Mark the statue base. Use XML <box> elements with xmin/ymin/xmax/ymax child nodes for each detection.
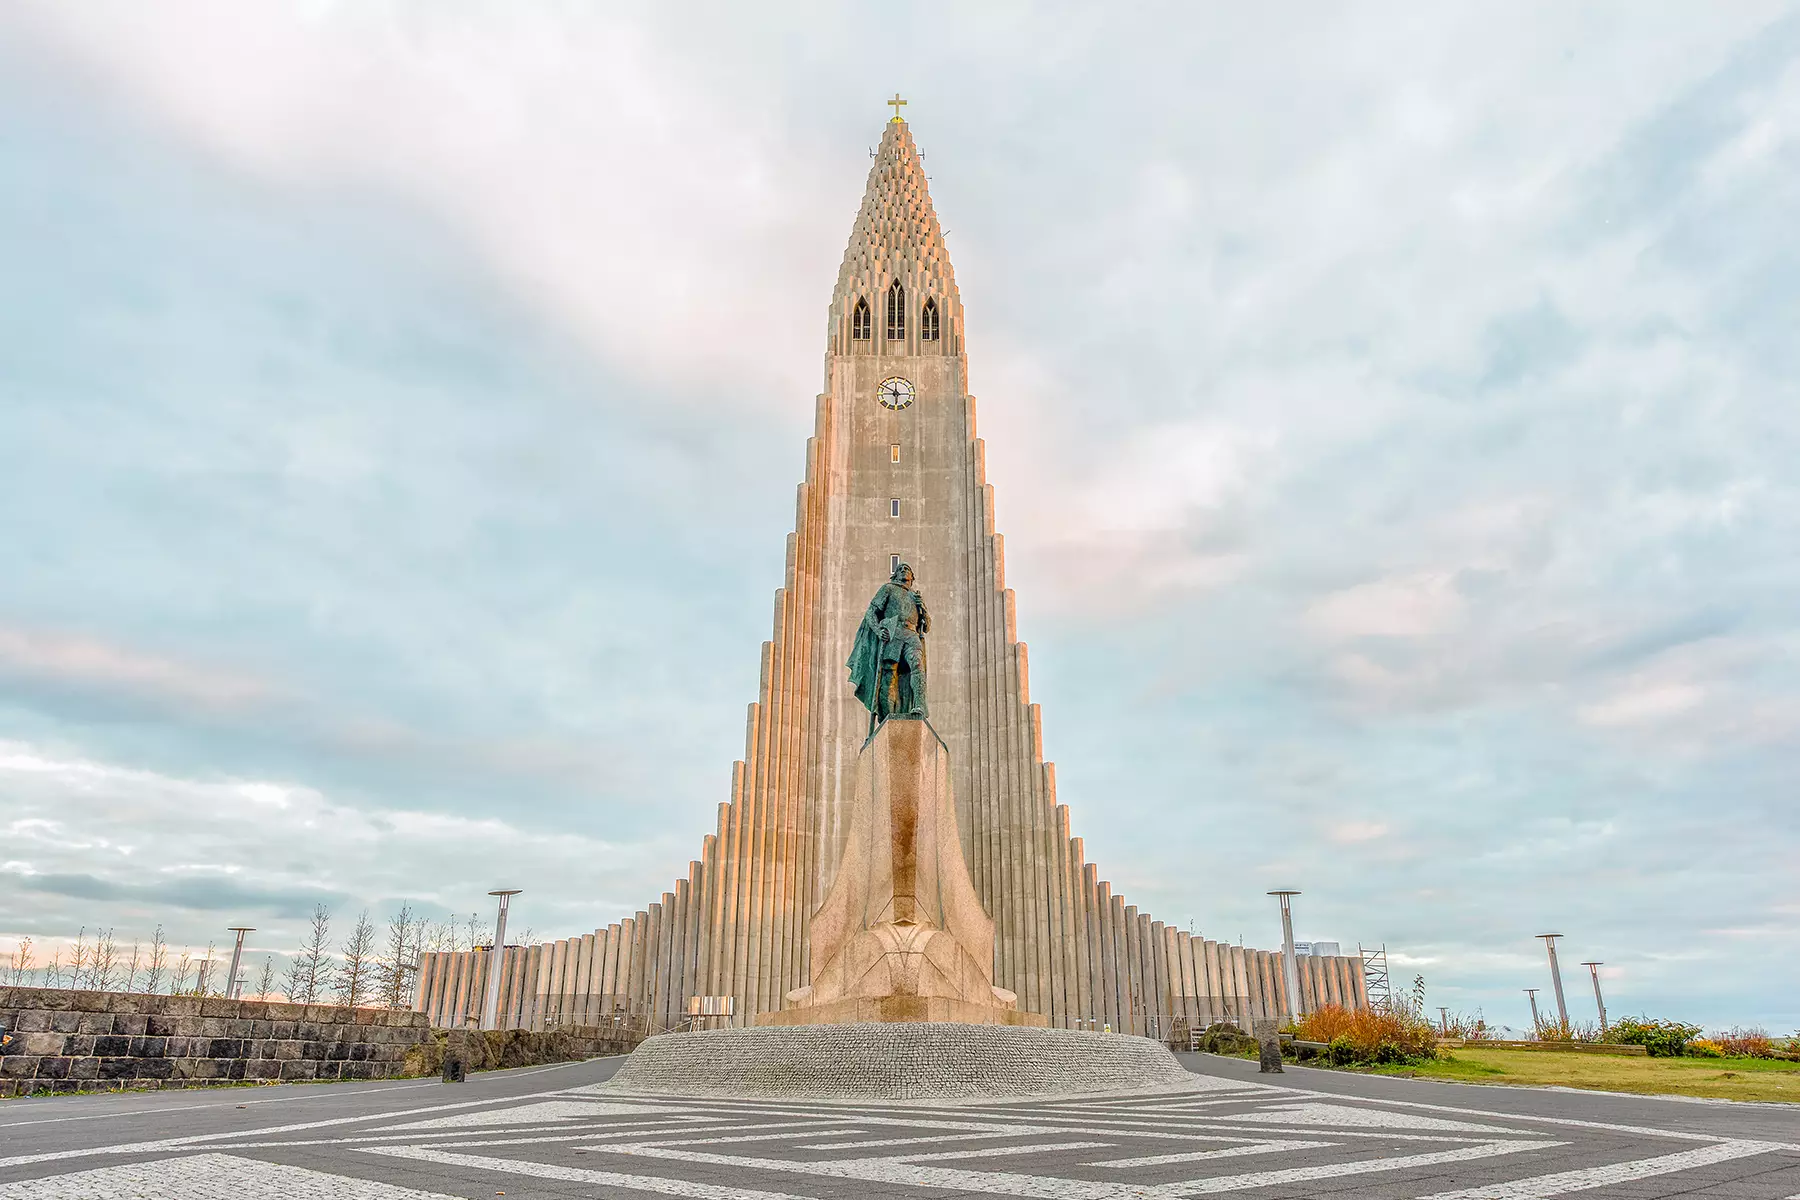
<box><xmin>772</xmin><ymin>718</ymin><xmax>1044</xmax><ymax>1026</ymax></box>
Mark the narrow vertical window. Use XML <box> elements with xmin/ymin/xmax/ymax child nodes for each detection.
<box><xmin>921</xmin><ymin>298</ymin><xmax>940</xmax><ymax>342</ymax></box>
<box><xmin>886</xmin><ymin>280</ymin><xmax>905</xmax><ymax>340</ymax></box>
<box><xmin>891</xmin><ymin>553</ymin><xmax>901</xmax><ymax>575</ymax></box>
<box><xmin>851</xmin><ymin>297</ymin><xmax>870</xmax><ymax>340</ymax></box>
<box><xmin>890</xmin><ymin>443</ymin><xmax>900</xmax><ymax>463</ymax></box>
<box><xmin>890</xmin><ymin>498</ymin><xmax>901</xmax><ymax>518</ymax></box>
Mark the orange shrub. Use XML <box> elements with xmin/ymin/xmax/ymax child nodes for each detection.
<box><xmin>1296</xmin><ymin>1004</ymin><xmax>1358</xmax><ymax>1044</ymax></box>
<box><xmin>1711</xmin><ymin>1027</ymin><xmax>1774</xmax><ymax>1058</ymax></box>
<box><xmin>1295</xmin><ymin>1004</ymin><xmax>1438</xmax><ymax>1061</ymax></box>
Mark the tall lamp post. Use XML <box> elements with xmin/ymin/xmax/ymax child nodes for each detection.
<box><xmin>1580</xmin><ymin>961</ymin><xmax>1608</xmax><ymax>1036</ymax></box>
<box><xmin>1267</xmin><ymin>891</ymin><xmax>1302</xmax><ymax>1020</ymax></box>
<box><xmin>1536</xmin><ymin>933</ymin><xmax>1570</xmax><ymax>1032</ymax></box>
<box><xmin>480</xmin><ymin>890</ymin><xmax>521</xmax><ymax>1031</ymax></box>
<box><xmin>1524</xmin><ymin>988</ymin><xmax>1542</xmax><ymax>1036</ymax></box>
<box><xmin>224</xmin><ymin>927</ymin><xmax>255</xmax><ymax>1000</ymax></box>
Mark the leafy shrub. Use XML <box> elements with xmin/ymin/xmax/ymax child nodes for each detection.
<box><xmin>1687</xmin><ymin>1038</ymin><xmax>1725</xmax><ymax>1058</ymax></box>
<box><xmin>1711</xmin><ymin>1027</ymin><xmax>1774</xmax><ymax>1059</ymax></box>
<box><xmin>1295</xmin><ymin>1004</ymin><xmax>1438</xmax><ymax>1065</ymax></box>
<box><xmin>1195</xmin><ymin>1022</ymin><xmax>1259</xmax><ymax>1057</ymax></box>
<box><xmin>1606</xmin><ymin>1016</ymin><xmax>1701</xmax><ymax>1057</ymax></box>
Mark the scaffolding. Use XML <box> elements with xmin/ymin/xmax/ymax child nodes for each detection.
<box><xmin>1359</xmin><ymin>943</ymin><xmax>1393</xmax><ymax>1013</ymax></box>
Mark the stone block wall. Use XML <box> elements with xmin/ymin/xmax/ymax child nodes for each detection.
<box><xmin>403</xmin><ymin>1025</ymin><xmax>640</xmax><ymax>1078</ymax></box>
<box><xmin>0</xmin><ymin>986</ymin><xmax>433</xmax><ymax>1096</ymax></box>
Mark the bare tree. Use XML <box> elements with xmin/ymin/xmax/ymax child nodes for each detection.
<box><xmin>285</xmin><ymin>904</ymin><xmax>332</xmax><ymax>1004</ymax></box>
<box><xmin>92</xmin><ymin>928</ymin><xmax>120</xmax><ymax>992</ymax></box>
<box><xmin>463</xmin><ymin>911</ymin><xmax>486</xmax><ymax>953</ymax></box>
<box><xmin>123</xmin><ymin>940</ymin><xmax>142</xmax><ymax>993</ymax></box>
<box><xmin>425</xmin><ymin>918</ymin><xmax>455</xmax><ymax>956</ymax></box>
<box><xmin>255</xmin><ymin>955</ymin><xmax>277</xmax><ymax>1000</ymax></box>
<box><xmin>171</xmin><ymin>951</ymin><xmax>195</xmax><ymax>995</ymax></box>
<box><xmin>68</xmin><ymin>927</ymin><xmax>91</xmax><ymax>988</ymax></box>
<box><xmin>7</xmin><ymin>938</ymin><xmax>33</xmax><ymax>986</ymax></box>
<box><xmin>41</xmin><ymin>946</ymin><xmax>63</xmax><ymax>989</ymax></box>
<box><xmin>376</xmin><ymin>905</ymin><xmax>420</xmax><ymax>1009</ymax></box>
<box><xmin>334</xmin><ymin>910</ymin><xmax>377</xmax><ymax>1009</ymax></box>
<box><xmin>142</xmin><ymin>925</ymin><xmax>168</xmax><ymax>995</ymax></box>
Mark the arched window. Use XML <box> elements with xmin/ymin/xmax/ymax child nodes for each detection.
<box><xmin>921</xmin><ymin>298</ymin><xmax>940</xmax><ymax>342</ymax></box>
<box><xmin>886</xmin><ymin>280</ymin><xmax>906</xmax><ymax>340</ymax></box>
<box><xmin>851</xmin><ymin>297</ymin><xmax>871</xmax><ymax>340</ymax></box>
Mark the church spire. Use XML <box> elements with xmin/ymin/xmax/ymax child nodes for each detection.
<box><xmin>828</xmin><ymin>114</ymin><xmax>962</xmax><ymax>357</ymax></box>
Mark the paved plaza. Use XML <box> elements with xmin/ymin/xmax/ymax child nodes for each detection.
<box><xmin>0</xmin><ymin>1053</ymin><xmax>1795</xmax><ymax>1198</ymax></box>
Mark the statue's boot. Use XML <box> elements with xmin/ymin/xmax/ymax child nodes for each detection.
<box><xmin>902</xmin><ymin>642</ymin><xmax>927</xmax><ymax>717</ymax></box>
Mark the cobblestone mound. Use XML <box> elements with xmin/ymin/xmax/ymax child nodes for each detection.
<box><xmin>600</xmin><ymin>1022</ymin><xmax>1206</xmax><ymax>1103</ymax></box>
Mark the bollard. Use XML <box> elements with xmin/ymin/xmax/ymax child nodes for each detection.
<box><xmin>442</xmin><ymin>1029</ymin><xmax>468</xmax><ymax>1084</ymax></box>
<box><xmin>1253</xmin><ymin>1019</ymin><xmax>1284</xmax><ymax>1074</ymax></box>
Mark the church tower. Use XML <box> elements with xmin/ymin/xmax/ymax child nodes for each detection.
<box><xmin>413</xmin><ymin>112</ymin><xmax>1371</xmax><ymax>1037</ymax></box>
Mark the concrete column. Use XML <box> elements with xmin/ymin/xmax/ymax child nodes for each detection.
<box><xmin>480</xmin><ymin>891</ymin><xmax>519</xmax><ymax>1031</ymax></box>
<box><xmin>1122</xmin><ymin>905</ymin><xmax>1144</xmax><ymax>1035</ymax></box>
<box><xmin>1268</xmin><ymin>891</ymin><xmax>1301</xmax><ymax>1020</ymax></box>
<box><xmin>225</xmin><ymin>927</ymin><xmax>254</xmax><ymax>1001</ymax></box>
<box><xmin>1581</xmin><ymin>962</ymin><xmax>1608</xmax><ymax>1035</ymax></box>
<box><xmin>1537</xmin><ymin>934</ymin><xmax>1570</xmax><ymax>1030</ymax></box>
<box><xmin>1176</xmin><ymin>931</ymin><xmax>1201</xmax><ymax>1034</ymax></box>
<box><xmin>448</xmin><ymin>952</ymin><xmax>470</xmax><ymax>1028</ymax></box>
<box><xmin>601</xmin><ymin>928</ymin><xmax>622</xmax><ymax>1021</ymax></box>
<box><xmin>1065</xmin><ymin>831</ymin><xmax>1091</xmax><ymax>1029</ymax></box>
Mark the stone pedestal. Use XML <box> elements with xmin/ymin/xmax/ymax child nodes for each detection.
<box><xmin>760</xmin><ymin>718</ymin><xmax>1045</xmax><ymax>1028</ymax></box>
<box><xmin>1253</xmin><ymin>1018</ymin><xmax>1284</xmax><ymax>1074</ymax></box>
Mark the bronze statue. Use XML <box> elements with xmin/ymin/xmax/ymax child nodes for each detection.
<box><xmin>848</xmin><ymin>561</ymin><xmax>929</xmax><ymax>732</ymax></box>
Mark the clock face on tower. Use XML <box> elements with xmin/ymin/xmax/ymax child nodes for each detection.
<box><xmin>876</xmin><ymin>376</ymin><xmax>916</xmax><ymax>410</ymax></box>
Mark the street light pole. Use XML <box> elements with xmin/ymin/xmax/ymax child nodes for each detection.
<box><xmin>1536</xmin><ymin>933</ymin><xmax>1570</xmax><ymax>1032</ymax></box>
<box><xmin>224</xmin><ymin>927</ymin><xmax>255</xmax><ymax>1000</ymax></box>
<box><xmin>1524</xmin><ymin>988</ymin><xmax>1542</xmax><ymax>1036</ymax></box>
<box><xmin>480</xmin><ymin>890</ymin><xmax>521</xmax><ymax>1031</ymax></box>
<box><xmin>1580</xmin><ymin>961</ymin><xmax>1608</xmax><ymax>1035</ymax></box>
<box><xmin>1267</xmin><ymin>891</ymin><xmax>1302</xmax><ymax>1020</ymax></box>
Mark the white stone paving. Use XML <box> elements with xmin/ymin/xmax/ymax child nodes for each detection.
<box><xmin>3</xmin><ymin>1068</ymin><xmax>1795</xmax><ymax>1199</ymax></box>
<box><xmin>0</xmin><ymin>1152</ymin><xmax>462</xmax><ymax>1199</ymax></box>
<box><xmin>384</xmin><ymin>1097</ymin><xmax>661</xmax><ymax>1129</ymax></box>
<box><xmin>1415</xmin><ymin>1140</ymin><xmax>1791</xmax><ymax>1199</ymax></box>
<box><xmin>1227</xmin><ymin>1100</ymin><xmax>1516</xmax><ymax>1133</ymax></box>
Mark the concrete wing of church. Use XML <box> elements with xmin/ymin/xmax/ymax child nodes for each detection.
<box><xmin>415</xmin><ymin>118</ymin><xmax>1370</xmax><ymax>1038</ymax></box>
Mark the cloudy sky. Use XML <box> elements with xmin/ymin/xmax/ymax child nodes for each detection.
<box><xmin>1</xmin><ymin>2</ymin><xmax>1795</xmax><ymax>1031</ymax></box>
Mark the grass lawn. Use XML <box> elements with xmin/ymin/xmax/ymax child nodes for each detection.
<box><xmin>1366</xmin><ymin>1047</ymin><xmax>1800</xmax><ymax>1102</ymax></box>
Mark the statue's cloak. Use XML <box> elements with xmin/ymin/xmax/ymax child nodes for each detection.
<box><xmin>847</xmin><ymin>607</ymin><xmax>886</xmax><ymax>713</ymax></box>
<box><xmin>847</xmin><ymin>581</ymin><xmax>926</xmax><ymax>720</ymax></box>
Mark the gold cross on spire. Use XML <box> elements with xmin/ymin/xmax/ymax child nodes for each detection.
<box><xmin>887</xmin><ymin>93</ymin><xmax>907</xmax><ymax>122</ymax></box>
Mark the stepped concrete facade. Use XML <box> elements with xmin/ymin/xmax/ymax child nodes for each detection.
<box><xmin>415</xmin><ymin>115</ymin><xmax>1370</xmax><ymax>1037</ymax></box>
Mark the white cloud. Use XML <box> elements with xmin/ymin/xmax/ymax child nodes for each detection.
<box><xmin>9</xmin><ymin>1</ymin><xmax>846</xmax><ymax>404</ymax></box>
<box><xmin>0</xmin><ymin>740</ymin><xmax>682</xmax><ymax>956</ymax></box>
<box><xmin>0</xmin><ymin>626</ymin><xmax>277</xmax><ymax>712</ymax></box>
<box><xmin>1307</xmin><ymin>572</ymin><xmax>1466</xmax><ymax>641</ymax></box>
<box><xmin>1579</xmin><ymin>682</ymin><xmax>1706</xmax><ymax>728</ymax></box>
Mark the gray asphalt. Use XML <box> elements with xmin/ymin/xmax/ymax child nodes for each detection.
<box><xmin>0</xmin><ymin>1050</ymin><xmax>1792</xmax><ymax>1197</ymax></box>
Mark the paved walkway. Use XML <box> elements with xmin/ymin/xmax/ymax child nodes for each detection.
<box><xmin>0</xmin><ymin>1051</ymin><xmax>1795</xmax><ymax>1197</ymax></box>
